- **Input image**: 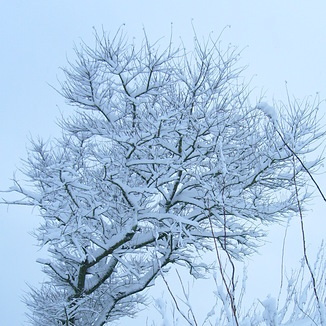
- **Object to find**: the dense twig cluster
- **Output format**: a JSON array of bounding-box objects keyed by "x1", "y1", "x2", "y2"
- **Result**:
[{"x1": 2, "y1": 29, "x2": 324, "y2": 325}]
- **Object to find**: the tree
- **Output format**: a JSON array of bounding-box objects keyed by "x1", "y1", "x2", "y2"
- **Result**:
[{"x1": 4, "y1": 29, "x2": 324, "y2": 325}]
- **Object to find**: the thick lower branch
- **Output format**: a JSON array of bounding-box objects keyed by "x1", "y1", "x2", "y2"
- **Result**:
[{"x1": 93, "y1": 252, "x2": 172, "y2": 326}]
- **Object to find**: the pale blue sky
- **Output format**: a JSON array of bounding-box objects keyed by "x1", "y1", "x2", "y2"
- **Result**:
[{"x1": 1, "y1": 1, "x2": 326, "y2": 324}]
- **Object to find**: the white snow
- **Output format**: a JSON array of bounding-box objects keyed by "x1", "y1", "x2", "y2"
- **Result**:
[{"x1": 256, "y1": 102, "x2": 279, "y2": 123}]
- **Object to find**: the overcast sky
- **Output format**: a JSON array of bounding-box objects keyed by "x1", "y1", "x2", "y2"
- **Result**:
[{"x1": 1, "y1": 1, "x2": 326, "y2": 325}]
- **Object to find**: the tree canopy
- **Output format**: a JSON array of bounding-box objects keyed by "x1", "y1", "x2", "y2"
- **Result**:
[{"x1": 6, "y1": 29, "x2": 324, "y2": 325}]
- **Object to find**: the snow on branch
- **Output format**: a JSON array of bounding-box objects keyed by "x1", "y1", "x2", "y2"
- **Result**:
[{"x1": 4, "y1": 27, "x2": 325, "y2": 325}]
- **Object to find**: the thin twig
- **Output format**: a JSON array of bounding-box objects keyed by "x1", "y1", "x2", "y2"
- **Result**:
[
  {"x1": 207, "y1": 198, "x2": 239, "y2": 326},
  {"x1": 292, "y1": 155, "x2": 322, "y2": 323},
  {"x1": 175, "y1": 269, "x2": 198, "y2": 326},
  {"x1": 277, "y1": 217, "x2": 290, "y2": 310},
  {"x1": 222, "y1": 180, "x2": 237, "y2": 295},
  {"x1": 277, "y1": 129, "x2": 326, "y2": 202},
  {"x1": 159, "y1": 268, "x2": 196, "y2": 325}
]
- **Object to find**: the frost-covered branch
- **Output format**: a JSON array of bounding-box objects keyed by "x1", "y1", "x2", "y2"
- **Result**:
[{"x1": 3, "y1": 28, "x2": 325, "y2": 325}]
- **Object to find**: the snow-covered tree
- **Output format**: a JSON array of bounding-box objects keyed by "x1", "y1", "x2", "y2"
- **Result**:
[{"x1": 5, "y1": 29, "x2": 324, "y2": 325}]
